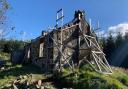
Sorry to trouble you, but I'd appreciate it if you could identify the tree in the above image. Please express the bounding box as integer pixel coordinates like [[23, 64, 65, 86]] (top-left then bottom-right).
[[115, 32, 123, 48], [104, 32, 115, 63], [2, 40, 25, 53], [0, 0, 9, 39], [124, 32, 128, 41], [99, 37, 106, 50]]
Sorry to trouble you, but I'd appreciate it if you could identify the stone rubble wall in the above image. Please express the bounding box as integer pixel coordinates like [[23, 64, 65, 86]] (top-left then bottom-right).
[[23, 10, 96, 72]]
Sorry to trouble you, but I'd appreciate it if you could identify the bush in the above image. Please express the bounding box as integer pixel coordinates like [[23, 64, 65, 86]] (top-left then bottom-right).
[[0, 40, 25, 53]]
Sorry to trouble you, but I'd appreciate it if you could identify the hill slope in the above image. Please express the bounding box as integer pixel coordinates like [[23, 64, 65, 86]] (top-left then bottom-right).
[[54, 65, 128, 89], [0, 52, 128, 89]]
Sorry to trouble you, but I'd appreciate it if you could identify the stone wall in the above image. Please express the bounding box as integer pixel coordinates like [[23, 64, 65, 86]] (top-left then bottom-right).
[[23, 10, 95, 72]]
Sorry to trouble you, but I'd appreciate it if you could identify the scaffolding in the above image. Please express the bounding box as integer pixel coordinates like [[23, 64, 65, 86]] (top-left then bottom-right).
[[50, 9, 112, 74], [23, 10, 112, 74]]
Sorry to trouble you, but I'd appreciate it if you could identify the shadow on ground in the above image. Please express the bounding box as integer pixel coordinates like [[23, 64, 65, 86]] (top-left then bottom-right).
[[0, 64, 43, 79]]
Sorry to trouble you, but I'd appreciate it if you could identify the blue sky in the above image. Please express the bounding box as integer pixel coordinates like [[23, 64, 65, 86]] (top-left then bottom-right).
[[6, 0, 128, 40]]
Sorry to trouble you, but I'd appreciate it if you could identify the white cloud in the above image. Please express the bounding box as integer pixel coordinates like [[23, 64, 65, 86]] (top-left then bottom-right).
[[95, 22, 128, 38], [95, 30, 106, 37], [108, 22, 128, 36]]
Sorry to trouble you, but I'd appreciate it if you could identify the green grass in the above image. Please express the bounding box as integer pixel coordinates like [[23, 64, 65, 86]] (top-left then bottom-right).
[[0, 52, 44, 88], [54, 65, 128, 89], [1, 52, 128, 89]]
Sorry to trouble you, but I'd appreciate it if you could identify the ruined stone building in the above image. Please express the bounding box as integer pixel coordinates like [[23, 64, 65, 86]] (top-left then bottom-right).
[[13, 10, 112, 74]]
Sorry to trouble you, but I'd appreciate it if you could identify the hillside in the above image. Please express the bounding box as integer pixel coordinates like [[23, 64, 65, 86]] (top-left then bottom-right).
[[54, 65, 128, 89], [0, 52, 128, 89]]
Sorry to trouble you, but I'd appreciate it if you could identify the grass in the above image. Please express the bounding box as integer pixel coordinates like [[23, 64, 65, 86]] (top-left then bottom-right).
[[54, 65, 128, 89], [1, 52, 128, 89], [0, 52, 44, 88]]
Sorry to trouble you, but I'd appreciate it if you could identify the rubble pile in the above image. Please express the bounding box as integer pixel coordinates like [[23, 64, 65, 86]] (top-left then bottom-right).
[[2, 74, 55, 89]]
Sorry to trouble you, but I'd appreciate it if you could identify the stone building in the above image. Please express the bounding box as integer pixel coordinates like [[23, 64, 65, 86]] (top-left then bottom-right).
[[22, 10, 112, 74]]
